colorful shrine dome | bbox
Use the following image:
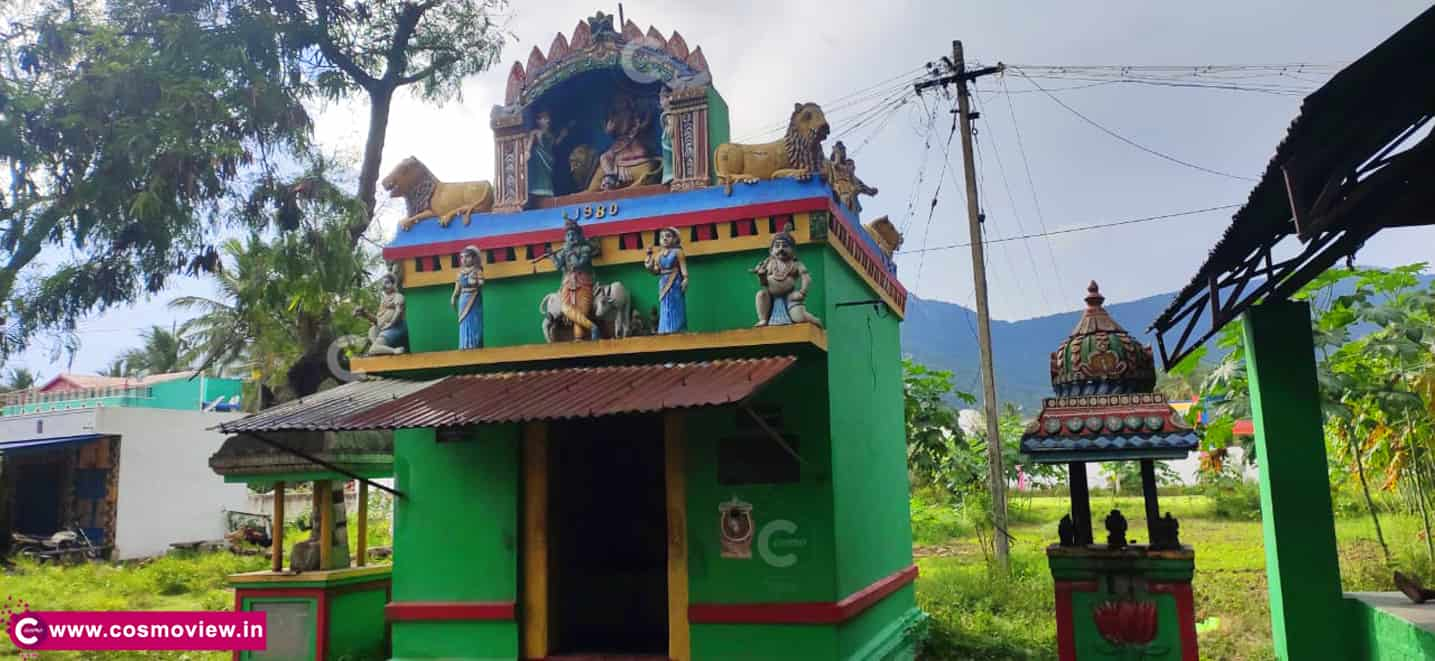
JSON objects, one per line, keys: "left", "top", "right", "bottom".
{"left": 1050, "top": 281, "right": 1156, "bottom": 397}
{"left": 1021, "top": 282, "right": 1196, "bottom": 463}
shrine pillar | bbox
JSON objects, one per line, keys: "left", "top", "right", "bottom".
{"left": 668, "top": 84, "right": 715, "bottom": 192}
{"left": 493, "top": 109, "right": 529, "bottom": 213}
{"left": 1242, "top": 300, "right": 1345, "bottom": 660}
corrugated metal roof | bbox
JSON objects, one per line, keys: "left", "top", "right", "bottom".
{"left": 217, "top": 378, "right": 440, "bottom": 434}
{"left": 216, "top": 358, "right": 796, "bottom": 433}
{"left": 1152, "top": 5, "right": 1435, "bottom": 334}
{"left": 343, "top": 357, "right": 797, "bottom": 429}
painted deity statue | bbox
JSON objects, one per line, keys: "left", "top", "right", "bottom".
{"left": 644, "top": 226, "right": 689, "bottom": 333}
{"left": 357, "top": 272, "right": 407, "bottom": 355}
{"left": 753, "top": 226, "right": 823, "bottom": 328}
{"left": 547, "top": 219, "right": 598, "bottom": 340}
{"left": 827, "top": 140, "right": 878, "bottom": 213}
{"left": 527, "top": 111, "right": 573, "bottom": 199}
{"left": 588, "top": 94, "right": 660, "bottom": 191}
{"left": 659, "top": 88, "right": 674, "bottom": 185}
{"left": 451, "top": 245, "right": 484, "bottom": 349}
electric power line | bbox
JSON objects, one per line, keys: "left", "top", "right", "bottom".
{"left": 1013, "top": 68, "right": 1258, "bottom": 181}
{"left": 912, "top": 106, "right": 960, "bottom": 292}
{"left": 1000, "top": 73, "right": 1067, "bottom": 292}
{"left": 901, "top": 203, "right": 1242, "bottom": 254}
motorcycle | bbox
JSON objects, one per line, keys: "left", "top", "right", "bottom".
{"left": 11, "top": 523, "right": 102, "bottom": 563}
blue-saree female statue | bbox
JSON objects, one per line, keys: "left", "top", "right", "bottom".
{"left": 451, "top": 245, "right": 484, "bottom": 349}
{"left": 644, "top": 227, "right": 688, "bottom": 333}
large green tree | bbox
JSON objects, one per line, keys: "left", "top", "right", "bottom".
{"left": 0, "top": 0, "right": 507, "bottom": 385}
{"left": 266, "top": 0, "right": 508, "bottom": 239}
{"left": 0, "top": 1, "right": 312, "bottom": 352}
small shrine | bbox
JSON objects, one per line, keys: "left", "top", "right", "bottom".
{"left": 212, "top": 10, "right": 918, "bottom": 660}
{"left": 1020, "top": 282, "right": 1202, "bottom": 661}
{"left": 208, "top": 426, "right": 397, "bottom": 661}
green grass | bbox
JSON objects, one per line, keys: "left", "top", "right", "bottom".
{"left": 914, "top": 493, "right": 1435, "bottom": 660}
{"left": 3, "top": 494, "right": 1429, "bottom": 660}
{"left": 0, "top": 509, "right": 393, "bottom": 660}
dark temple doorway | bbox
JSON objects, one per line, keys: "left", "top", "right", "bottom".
{"left": 549, "top": 414, "right": 668, "bottom": 656}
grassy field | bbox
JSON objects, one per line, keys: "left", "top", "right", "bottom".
{"left": 2, "top": 494, "right": 1427, "bottom": 660}
{"left": 913, "top": 492, "right": 1432, "bottom": 660}
{"left": 0, "top": 512, "right": 391, "bottom": 660}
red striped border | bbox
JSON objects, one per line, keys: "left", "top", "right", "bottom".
{"left": 1149, "top": 581, "right": 1200, "bottom": 661}
{"left": 1052, "top": 580, "right": 1097, "bottom": 661}
{"left": 688, "top": 564, "right": 917, "bottom": 625}
{"left": 385, "top": 601, "right": 516, "bottom": 622}
{"left": 382, "top": 197, "right": 829, "bottom": 261}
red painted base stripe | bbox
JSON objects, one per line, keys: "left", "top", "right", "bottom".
{"left": 385, "top": 601, "right": 516, "bottom": 622}
{"left": 688, "top": 564, "right": 917, "bottom": 624}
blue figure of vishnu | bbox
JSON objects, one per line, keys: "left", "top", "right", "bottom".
{"left": 644, "top": 227, "right": 688, "bottom": 333}
{"left": 451, "top": 245, "right": 484, "bottom": 349}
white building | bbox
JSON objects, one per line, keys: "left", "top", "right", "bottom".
{"left": 0, "top": 407, "right": 251, "bottom": 560}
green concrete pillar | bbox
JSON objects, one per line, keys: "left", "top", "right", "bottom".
{"left": 1243, "top": 301, "right": 1344, "bottom": 660}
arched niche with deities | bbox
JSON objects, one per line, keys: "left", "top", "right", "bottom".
{"left": 490, "top": 11, "right": 724, "bottom": 212}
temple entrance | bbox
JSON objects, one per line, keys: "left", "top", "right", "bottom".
{"left": 549, "top": 414, "right": 668, "bottom": 656}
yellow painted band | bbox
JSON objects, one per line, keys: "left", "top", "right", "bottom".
{"left": 350, "top": 324, "right": 827, "bottom": 375}
{"left": 665, "top": 410, "right": 690, "bottom": 661}
{"left": 227, "top": 564, "right": 392, "bottom": 585}
{"left": 521, "top": 422, "right": 549, "bottom": 658}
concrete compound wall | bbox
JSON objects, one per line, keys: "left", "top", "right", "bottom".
{"left": 101, "top": 408, "right": 252, "bottom": 559}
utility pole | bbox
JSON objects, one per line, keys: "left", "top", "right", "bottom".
{"left": 916, "top": 41, "right": 1010, "bottom": 568}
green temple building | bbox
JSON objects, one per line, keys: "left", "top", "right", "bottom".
{"left": 212, "top": 11, "right": 921, "bottom": 660}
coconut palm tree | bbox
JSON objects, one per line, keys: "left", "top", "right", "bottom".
{"left": 174, "top": 217, "right": 379, "bottom": 401}
{"left": 4, "top": 367, "right": 38, "bottom": 391}
{"left": 118, "top": 326, "right": 189, "bottom": 376}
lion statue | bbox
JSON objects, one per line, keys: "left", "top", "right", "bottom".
{"left": 384, "top": 156, "right": 495, "bottom": 231}
{"left": 714, "top": 102, "right": 830, "bottom": 194}
{"left": 568, "top": 145, "right": 598, "bottom": 193}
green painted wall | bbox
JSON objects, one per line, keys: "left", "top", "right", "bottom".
{"left": 328, "top": 586, "right": 389, "bottom": 661}
{"left": 3, "top": 376, "right": 243, "bottom": 415}
{"left": 822, "top": 251, "right": 915, "bottom": 598}
{"left": 391, "top": 426, "right": 520, "bottom": 659}
{"left": 1345, "top": 596, "right": 1435, "bottom": 660}
{"left": 838, "top": 584, "right": 923, "bottom": 661}
{"left": 692, "top": 623, "right": 838, "bottom": 660}
{"left": 683, "top": 360, "right": 837, "bottom": 606}
{"left": 1243, "top": 301, "right": 1345, "bottom": 661}
{"left": 706, "top": 88, "right": 731, "bottom": 186}
{"left": 403, "top": 245, "right": 827, "bottom": 353}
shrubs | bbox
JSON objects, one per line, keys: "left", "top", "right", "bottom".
{"left": 916, "top": 555, "right": 1056, "bottom": 659}
{"left": 910, "top": 496, "right": 967, "bottom": 546}
{"left": 1208, "top": 479, "right": 1263, "bottom": 520}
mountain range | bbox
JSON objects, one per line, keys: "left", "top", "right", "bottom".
{"left": 903, "top": 271, "right": 1435, "bottom": 411}
{"left": 900, "top": 290, "right": 1189, "bottom": 412}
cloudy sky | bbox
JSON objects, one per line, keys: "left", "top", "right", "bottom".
{"left": 11, "top": 0, "right": 1433, "bottom": 376}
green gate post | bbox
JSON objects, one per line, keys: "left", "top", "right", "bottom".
{"left": 1243, "top": 301, "right": 1345, "bottom": 660}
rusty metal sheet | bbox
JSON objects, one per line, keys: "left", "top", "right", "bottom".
{"left": 341, "top": 356, "right": 797, "bottom": 429}
{"left": 217, "top": 377, "right": 442, "bottom": 434}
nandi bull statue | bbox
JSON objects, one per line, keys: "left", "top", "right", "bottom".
{"left": 541, "top": 281, "right": 633, "bottom": 342}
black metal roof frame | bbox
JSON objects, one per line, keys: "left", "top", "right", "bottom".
{"left": 1150, "top": 6, "right": 1435, "bottom": 368}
